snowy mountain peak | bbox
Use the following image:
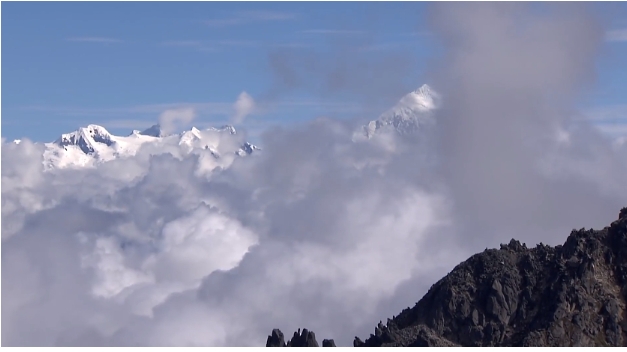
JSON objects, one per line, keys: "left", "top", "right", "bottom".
{"left": 179, "top": 127, "right": 202, "bottom": 146}
{"left": 220, "top": 125, "right": 237, "bottom": 135}
{"left": 204, "top": 125, "right": 237, "bottom": 135}
{"left": 413, "top": 83, "right": 435, "bottom": 98}
{"left": 386, "top": 83, "right": 438, "bottom": 118}
{"left": 54, "top": 124, "right": 114, "bottom": 154}
{"left": 357, "top": 84, "right": 440, "bottom": 139}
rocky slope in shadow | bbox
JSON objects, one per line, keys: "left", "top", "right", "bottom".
{"left": 266, "top": 207, "right": 627, "bottom": 347}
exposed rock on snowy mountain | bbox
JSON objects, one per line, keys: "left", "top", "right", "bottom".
{"left": 137, "top": 124, "right": 168, "bottom": 138}
{"left": 55, "top": 124, "right": 115, "bottom": 154}
{"left": 237, "top": 142, "right": 261, "bottom": 156}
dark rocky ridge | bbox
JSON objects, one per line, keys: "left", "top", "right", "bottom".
{"left": 266, "top": 328, "right": 336, "bottom": 347}
{"left": 266, "top": 207, "right": 627, "bottom": 347}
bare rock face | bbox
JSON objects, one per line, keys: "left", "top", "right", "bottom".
{"left": 322, "top": 339, "right": 336, "bottom": 347}
{"left": 266, "top": 329, "right": 286, "bottom": 347}
{"left": 266, "top": 328, "right": 324, "bottom": 347}
{"left": 355, "top": 207, "right": 627, "bottom": 347}
{"left": 266, "top": 207, "right": 627, "bottom": 347}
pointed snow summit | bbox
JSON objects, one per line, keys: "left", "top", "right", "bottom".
{"left": 359, "top": 84, "right": 440, "bottom": 139}
{"left": 54, "top": 124, "right": 114, "bottom": 154}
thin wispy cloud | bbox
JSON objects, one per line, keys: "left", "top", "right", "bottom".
{"left": 19, "top": 102, "right": 233, "bottom": 117}
{"left": 205, "top": 10, "right": 297, "bottom": 27}
{"left": 300, "top": 29, "right": 366, "bottom": 35}
{"left": 241, "top": 10, "right": 296, "bottom": 21}
{"left": 18, "top": 100, "right": 362, "bottom": 120}
{"left": 160, "top": 40, "right": 217, "bottom": 52}
{"left": 582, "top": 104, "right": 627, "bottom": 123}
{"left": 96, "top": 119, "right": 161, "bottom": 130}
{"left": 161, "top": 40, "right": 204, "bottom": 47}
{"left": 606, "top": 28, "right": 627, "bottom": 42}
{"left": 272, "top": 42, "right": 311, "bottom": 49}
{"left": 161, "top": 39, "right": 302, "bottom": 51}
{"left": 354, "top": 41, "right": 421, "bottom": 52}
{"left": 595, "top": 123, "right": 627, "bottom": 138}
{"left": 203, "top": 18, "right": 244, "bottom": 27}
{"left": 216, "top": 40, "right": 263, "bottom": 47}
{"left": 66, "top": 37, "right": 123, "bottom": 43}
{"left": 580, "top": 105, "right": 627, "bottom": 139}
{"left": 405, "top": 31, "right": 433, "bottom": 37}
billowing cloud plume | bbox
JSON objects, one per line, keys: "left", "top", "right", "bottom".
{"left": 158, "top": 107, "right": 196, "bottom": 135}
{"left": 231, "top": 91, "right": 256, "bottom": 124}
{"left": 2, "top": 2, "right": 626, "bottom": 348}
{"left": 426, "top": 3, "right": 626, "bottom": 251}
{"left": 1, "top": 120, "right": 458, "bottom": 346}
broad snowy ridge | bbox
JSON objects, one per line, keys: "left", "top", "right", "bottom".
{"left": 41, "top": 123, "right": 258, "bottom": 170}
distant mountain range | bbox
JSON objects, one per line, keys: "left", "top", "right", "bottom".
{"left": 12, "top": 84, "right": 625, "bottom": 171}
{"left": 39, "top": 123, "right": 259, "bottom": 170}
{"left": 22, "top": 84, "right": 437, "bottom": 170}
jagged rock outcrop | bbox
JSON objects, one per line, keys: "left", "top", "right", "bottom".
{"left": 266, "top": 328, "right": 327, "bottom": 347}
{"left": 322, "top": 339, "right": 336, "bottom": 347}
{"left": 266, "top": 329, "right": 286, "bottom": 347}
{"left": 355, "top": 207, "right": 627, "bottom": 347}
{"left": 266, "top": 207, "right": 627, "bottom": 347}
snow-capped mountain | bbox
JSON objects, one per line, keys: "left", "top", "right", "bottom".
{"left": 32, "top": 85, "right": 435, "bottom": 170}
{"left": 42, "top": 124, "right": 258, "bottom": 170}
{"left": 357, "top": 84, "right": 440, "bottom": 139}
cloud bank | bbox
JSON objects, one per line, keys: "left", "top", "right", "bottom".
{"left": 3, "top": 2, "right": 626, "bottom": 347}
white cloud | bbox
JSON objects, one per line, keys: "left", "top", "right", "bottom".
{"left": 158, "top": 107, "right": 196, "bottom": 134}
{"left": 4, "top": 3, "right": 627, "bottom": 348}
{"left": 146, "top": 205, "right": 258, "bottom": 284}
{"left": 6, "top": 93, "right": 626, "bottom": 346}
{"left": 231, "top": 92, "right": 256, "bottom": 124}
{"left": 0, "top": 116, "right": 465, "bottom": 346}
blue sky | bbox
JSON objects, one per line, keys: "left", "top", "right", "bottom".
{"left": 2, "top": 2, "right": 627, "bottom": 143}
